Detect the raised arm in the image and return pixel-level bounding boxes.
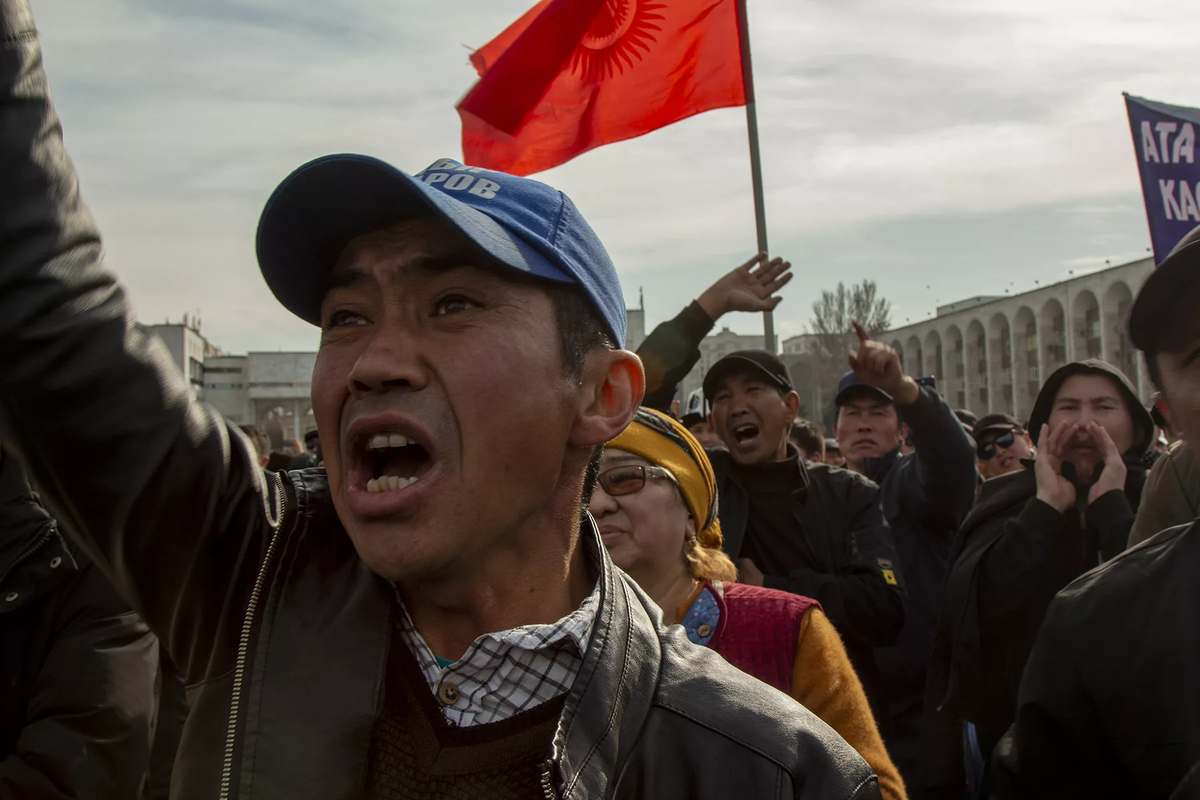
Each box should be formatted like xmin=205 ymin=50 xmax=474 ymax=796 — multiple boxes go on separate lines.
xmin=0 ymin=0 xmax=275 ymax=684
xmin=638 ymin=253 xmax=792 ymax=410
xmin=847 ymin=322 xmax=977 ymax=532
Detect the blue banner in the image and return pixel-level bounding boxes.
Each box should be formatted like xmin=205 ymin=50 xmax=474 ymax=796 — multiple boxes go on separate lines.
xmin=1126 ymin=93 xmax=1200 ymax=263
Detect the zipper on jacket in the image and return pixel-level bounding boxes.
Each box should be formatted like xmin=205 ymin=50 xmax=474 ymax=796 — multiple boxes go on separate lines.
xmin=539 ymin=760 xmax=560 ymax=800
xmin=219 ymin=471 xmax=289 ymax=800
xmin=0 ymin=527 xmax=55 ymax=591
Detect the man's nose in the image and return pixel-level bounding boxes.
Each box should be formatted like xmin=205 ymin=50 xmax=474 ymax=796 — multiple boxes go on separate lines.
xmin=589 ymin=486 xmax=617 ymax=515
xmin=347 ymin=319 xmax=428 ymax=396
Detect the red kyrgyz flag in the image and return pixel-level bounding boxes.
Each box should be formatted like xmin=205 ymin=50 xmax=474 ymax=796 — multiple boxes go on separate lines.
xmin=458 ymin=0 xmax=747 ymax=175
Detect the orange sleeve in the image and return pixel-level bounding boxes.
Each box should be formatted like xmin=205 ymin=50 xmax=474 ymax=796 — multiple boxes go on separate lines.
xmin=791 ymin=608 xmax=908 ymax=800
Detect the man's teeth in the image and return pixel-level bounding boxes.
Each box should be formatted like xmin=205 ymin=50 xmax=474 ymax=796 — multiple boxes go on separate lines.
xmin=366 ymin=475 xmax=419 ymax=493
xmin=367 ymin=433 xmax=412 ymax=450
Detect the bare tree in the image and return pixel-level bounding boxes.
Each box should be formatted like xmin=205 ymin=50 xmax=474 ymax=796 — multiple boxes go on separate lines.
xmin=806 ymin=281 xmax=892 ymax=425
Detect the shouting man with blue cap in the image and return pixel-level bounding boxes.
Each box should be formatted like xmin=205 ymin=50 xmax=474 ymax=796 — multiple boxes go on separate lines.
xmin=0 ymin=3 xmax=879 ymax=799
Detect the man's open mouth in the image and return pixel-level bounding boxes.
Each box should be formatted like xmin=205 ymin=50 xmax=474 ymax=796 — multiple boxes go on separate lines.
xmin=732 ymin=423 xmax=760 ymax=444
xmin=360 ymin=432 xmax=434 ymax=493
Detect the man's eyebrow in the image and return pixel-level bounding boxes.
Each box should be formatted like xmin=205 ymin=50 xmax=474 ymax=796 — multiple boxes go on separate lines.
xmin=326 ymin=251 xmax=493 ymax=292
xmin=1054 ymin=396 xmax=1080 ymax=406
xmin=1088 ymin=394 xmax=1122 ymax=405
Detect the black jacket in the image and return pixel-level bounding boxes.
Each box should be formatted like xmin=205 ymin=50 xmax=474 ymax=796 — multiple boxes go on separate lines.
xmin=992 ymin=520 xmax=1200 ymax=799
xmin=859 ymin=388 xmax=978 ymax=785
xmin=0 ymin=449 xmax=158 ymax=799
xmin=705 ymin=446 xmax=905 ymax=724
xmin=0 ymin=9 xmax=880 ymax=800
xmin=638 ymin=308 xmax=906 ymax=720
xmin=921 ymin=360 xmax=1154 ymax=796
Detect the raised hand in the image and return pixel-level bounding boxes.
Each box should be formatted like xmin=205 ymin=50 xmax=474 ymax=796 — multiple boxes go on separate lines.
xmin=697 ymin=252 xmax=793 ymax=320
xmin=847 ymin=321 xmax=920 ymax=405
xmin=1086 ymin=422 xmax=1128 ymax=504
xmin=1035 ymin=422 xmax=1078 ymax=513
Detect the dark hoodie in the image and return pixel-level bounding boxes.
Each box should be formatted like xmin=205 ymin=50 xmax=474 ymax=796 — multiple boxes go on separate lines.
xmin=918 ymin=361 xmax=1153 ymax=798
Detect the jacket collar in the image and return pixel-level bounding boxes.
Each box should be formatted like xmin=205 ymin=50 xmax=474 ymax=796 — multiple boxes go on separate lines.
xmin=864 ymin=445 xmax=902 ymax=483
xmin=552 ymin=513 xmax=661 ymax=799
xmin=256 ymin=472 xmax=663 ymax=800
xmin=724 ymin=443 xmax=810 ymax=503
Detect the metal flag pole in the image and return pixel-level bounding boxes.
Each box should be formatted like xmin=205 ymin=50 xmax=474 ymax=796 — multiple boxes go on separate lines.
xmin=736 ymin=0 xmax=774 ymax=353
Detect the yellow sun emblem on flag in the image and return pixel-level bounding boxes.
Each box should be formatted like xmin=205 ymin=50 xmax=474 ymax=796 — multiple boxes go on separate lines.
xmin=571 ymin=0 xmax=667 ymax=83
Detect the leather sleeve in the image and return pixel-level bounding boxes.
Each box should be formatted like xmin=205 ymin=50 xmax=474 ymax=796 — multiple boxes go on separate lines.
xmin=0 ymin=561 xmax=158 ymax=800
xmin=635 ymin=301 xmax=715 ymax=412
xmin=990 ymin=593 xmax=1110 ymax=800
xmin=792 ymin=609 xmax=908 ymax=800
xmin=0 ymin=1 xmax=274 ymax=684
xmin=896 ymin=386 xmax=978 ymax=533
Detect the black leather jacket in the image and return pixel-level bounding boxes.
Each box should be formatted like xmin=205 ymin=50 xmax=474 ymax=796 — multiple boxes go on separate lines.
xmin=0 ymin=5 xmax=880 ymax=799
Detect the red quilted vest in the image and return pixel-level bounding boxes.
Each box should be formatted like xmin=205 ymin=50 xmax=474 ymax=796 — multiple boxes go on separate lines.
xmin=706 ymin=581 xmax=819 ymax=693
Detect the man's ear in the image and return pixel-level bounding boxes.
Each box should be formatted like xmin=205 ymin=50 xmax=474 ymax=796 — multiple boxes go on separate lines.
xmin=784 ymin=390 xmax=801 ymax=418
xmin=570 ymin=349 xmax=645 ymax=448
xmin=899 ymin=422 xmax=910 ymax=445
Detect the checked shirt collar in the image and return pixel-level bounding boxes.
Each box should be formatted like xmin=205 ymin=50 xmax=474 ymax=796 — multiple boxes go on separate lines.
xmin=393 ymin=571 xmax=599 ymax=728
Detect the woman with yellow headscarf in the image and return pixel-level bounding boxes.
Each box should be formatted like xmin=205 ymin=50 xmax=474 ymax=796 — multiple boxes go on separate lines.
xmin=591 ymin=408 xmax=906 ymax=800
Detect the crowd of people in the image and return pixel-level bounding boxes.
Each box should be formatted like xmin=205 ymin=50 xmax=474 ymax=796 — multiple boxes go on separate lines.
xmin=3 ymin=2 xmax=1200 ymax=798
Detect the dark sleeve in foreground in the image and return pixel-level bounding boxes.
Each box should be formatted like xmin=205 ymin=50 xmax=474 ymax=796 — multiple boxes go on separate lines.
xmin=990 ymin=593 xmax=1110 ymax=800
xmin=898 ymin=386 xmax=979 ymax=532
xmin=0 ymin=1 xmax=275 ymax=684
xmin=0 ymin=559 xmax=158 ymax=800
xmin=765 ymin=476 xmax=906 ymax=648
xmin=636 ymin=301 xmax=715 ymax=411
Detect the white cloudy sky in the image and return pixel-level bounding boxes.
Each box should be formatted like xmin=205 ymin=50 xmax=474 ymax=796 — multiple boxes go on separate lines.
xmin=34 ymin=0 xmax=1200 ymax=353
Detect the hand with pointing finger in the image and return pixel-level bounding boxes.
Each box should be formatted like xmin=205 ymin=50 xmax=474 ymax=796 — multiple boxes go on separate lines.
xmin=847 ymin=321 xmax=920 ymax=405
xmin=697 ymin=252 xmax=793 ymax=321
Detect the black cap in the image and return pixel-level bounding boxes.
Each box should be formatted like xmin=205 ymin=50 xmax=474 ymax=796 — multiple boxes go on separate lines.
xmin=953 ymin=409 xmax=979 ymax=431
xmin=973 ymin=413 xmax=1022 ymax=439
xmin=1130 ymin=223 xmax=1200 ymax=353
xmin=834 ymin=371 xmax=893 ymax=406
xmin=703 ymin=350 xmax=793 ymax=401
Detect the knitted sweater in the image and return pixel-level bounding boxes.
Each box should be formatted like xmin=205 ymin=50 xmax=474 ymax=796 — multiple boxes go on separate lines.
xmin=365 ymin=637 xmax=562 ymax=799
xmin=679 ymin=581 xmax=908 ymax=800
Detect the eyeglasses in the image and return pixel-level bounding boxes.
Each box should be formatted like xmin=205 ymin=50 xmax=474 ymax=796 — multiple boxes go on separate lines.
xmin=978 ymin=430 xmax=1017 ymax=461
xmin=597 ymin=464 xmax=676 ymax=497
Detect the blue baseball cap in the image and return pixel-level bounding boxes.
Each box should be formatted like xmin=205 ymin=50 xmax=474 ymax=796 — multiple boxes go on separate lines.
xmin=255 ymin=156 xmax=627 ymax=346
xmin=834 ymin=371 xmax=893 ymax=406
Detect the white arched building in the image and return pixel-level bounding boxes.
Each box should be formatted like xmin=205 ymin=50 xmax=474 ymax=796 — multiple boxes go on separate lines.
xmin=783 ymin=257 xmax=1154 ymax=422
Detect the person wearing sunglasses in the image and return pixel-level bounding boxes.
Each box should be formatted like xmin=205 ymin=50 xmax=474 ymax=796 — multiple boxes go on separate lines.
xmin=590 ymin=408 xmax=908 ymax=800
xmin=974 ymin=414 xmax=1036 ymax=482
